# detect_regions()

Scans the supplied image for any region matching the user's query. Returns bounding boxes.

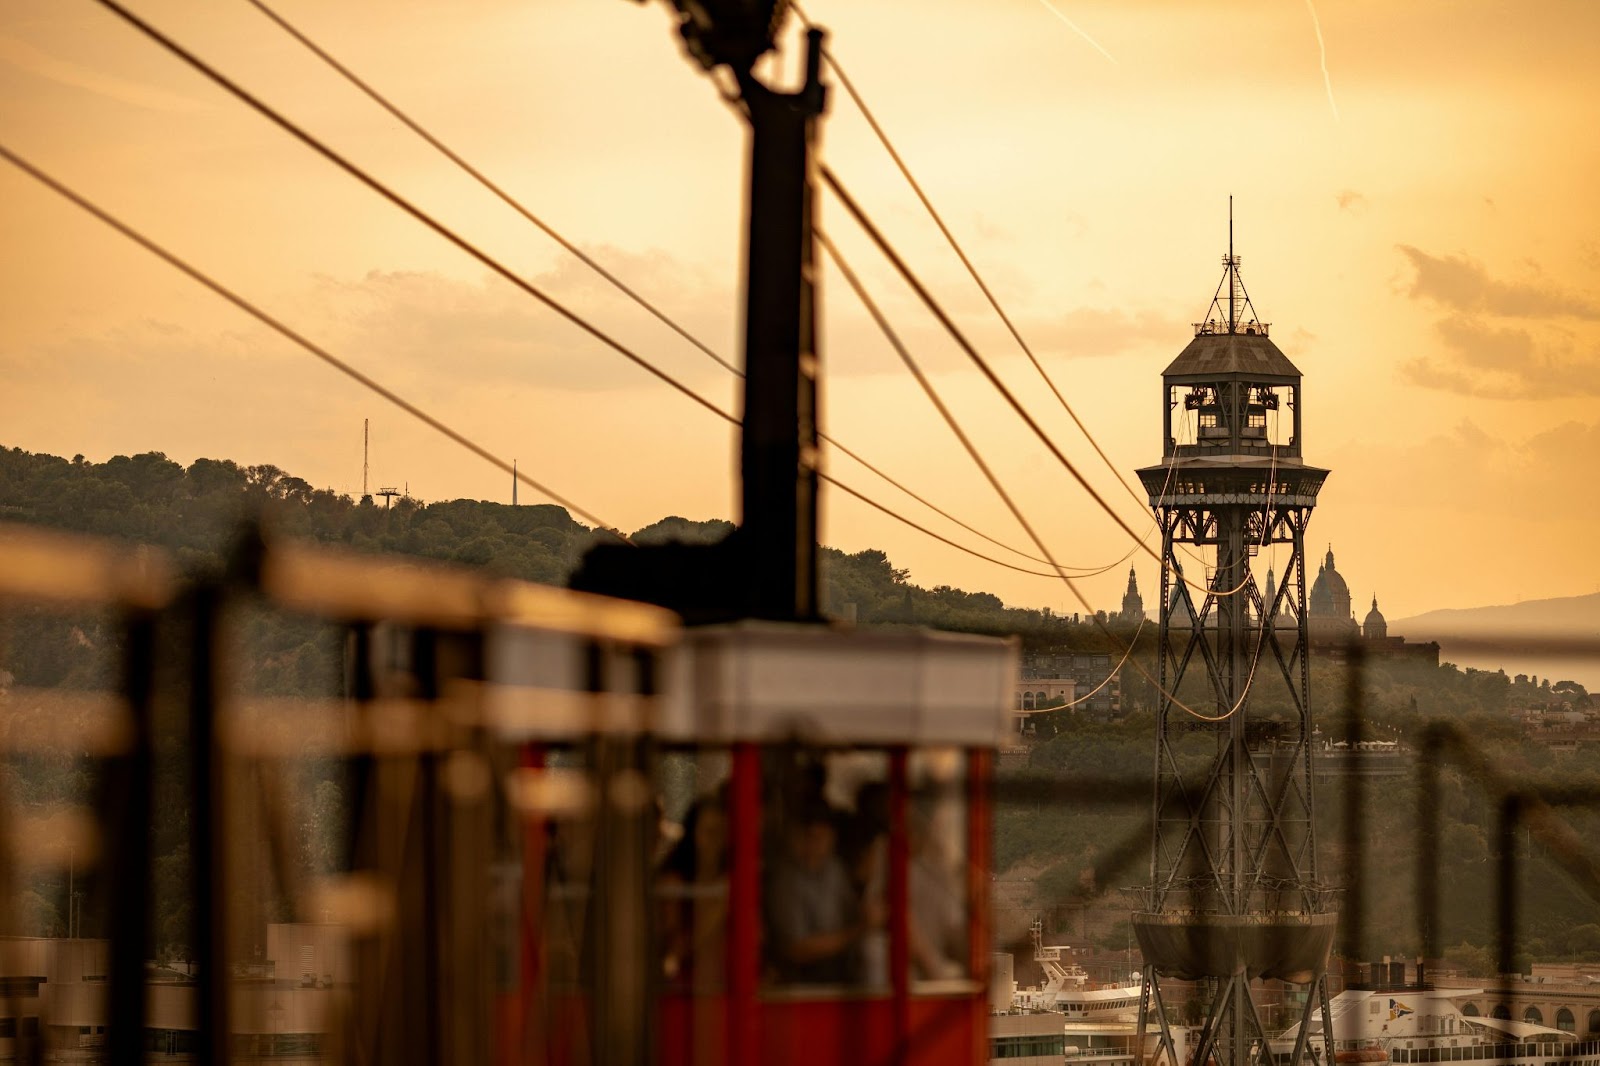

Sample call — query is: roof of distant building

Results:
[1364,597,1386,628]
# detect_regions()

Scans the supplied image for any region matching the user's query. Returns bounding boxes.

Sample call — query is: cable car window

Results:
[909,748,969,987]
[655,748,731,991]
[763,746,888,992]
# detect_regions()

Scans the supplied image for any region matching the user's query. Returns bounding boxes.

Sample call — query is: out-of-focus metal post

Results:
[1338,640,1366,964]
[737,26,827,621]
[1495,792,1523,979]
[412,626,444,1066]
[107,607,156,1066]
[590,640,657,1066]
[441,626,493,1066]
[887,749,910,1059]
[1415,722,1444,966]
[188,579,229,1066]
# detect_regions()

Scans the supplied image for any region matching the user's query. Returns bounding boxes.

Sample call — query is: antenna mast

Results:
[1228,196,1235,331]
[362,418,369,498]
[1197,199,1265,337]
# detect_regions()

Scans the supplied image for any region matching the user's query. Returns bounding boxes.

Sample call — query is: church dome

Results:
[1308,546,1351,620]
[1363,596,1387,640]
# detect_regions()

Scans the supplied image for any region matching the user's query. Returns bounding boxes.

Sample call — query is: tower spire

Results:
[1198,198,1264,336]
[1228,195,1235,330]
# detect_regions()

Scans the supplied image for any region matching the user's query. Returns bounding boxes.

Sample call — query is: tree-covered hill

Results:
[0,445,1132,648]
[3,445,1597,967]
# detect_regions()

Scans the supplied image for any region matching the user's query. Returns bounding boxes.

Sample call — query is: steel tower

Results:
[1132,221,1336,1066]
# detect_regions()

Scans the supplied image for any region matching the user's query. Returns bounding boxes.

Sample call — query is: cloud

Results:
[1397,245,1600,320]
[300,255,741,397]
[1396,246,1600,398]
[1435,316,1538,371]
[0,32,213,114]
[1024,307,1188,358]
[1402,315,1599,398]
[1335,189,1366,212]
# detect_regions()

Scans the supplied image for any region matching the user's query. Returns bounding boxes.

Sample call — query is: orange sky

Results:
[2,0,1598,623]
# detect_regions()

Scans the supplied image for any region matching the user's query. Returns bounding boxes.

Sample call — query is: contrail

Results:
[1034,0,1119,66]
[1302,0,1340,120]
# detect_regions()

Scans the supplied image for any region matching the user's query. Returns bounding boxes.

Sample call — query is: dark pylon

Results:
[1132,215,1337,1066]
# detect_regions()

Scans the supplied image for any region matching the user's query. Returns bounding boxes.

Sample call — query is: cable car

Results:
[499,618,1016,1066]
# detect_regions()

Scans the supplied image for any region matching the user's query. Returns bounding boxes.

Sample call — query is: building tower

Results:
[1121,566,1145,624]
[1132,220,1336,1066]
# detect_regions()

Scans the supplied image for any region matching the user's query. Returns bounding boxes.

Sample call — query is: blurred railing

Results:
[0,520,675,1066]
[2,519,1598,1064]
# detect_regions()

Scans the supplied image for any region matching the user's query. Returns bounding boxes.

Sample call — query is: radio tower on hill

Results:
[1132,206,1336,1066]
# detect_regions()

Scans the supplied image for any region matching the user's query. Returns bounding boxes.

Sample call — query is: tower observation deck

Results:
[1130,218,1337,1066]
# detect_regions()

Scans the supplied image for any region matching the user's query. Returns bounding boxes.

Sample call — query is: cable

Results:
[804,30,1289,716]
[821,225,1285,722]
[81,0,1126,595]
[0,142,626,538]
[793,9,1174,525]
[816,475,1059,579]
[242,0,743,380]
[240,0,1065,572]
[91,0,736,428]
[819,226,1073,584]
[797,20,1217,573]
[819,226,1180,713]
[98,0,1274,687]
[818,167,1163,563]
[822,167,1258,603]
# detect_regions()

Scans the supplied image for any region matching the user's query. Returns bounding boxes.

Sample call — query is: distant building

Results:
[1309,546,1439,666]
[1013,651,1121,720]
[1118,567,1145,625]
[1309,545,1358,642]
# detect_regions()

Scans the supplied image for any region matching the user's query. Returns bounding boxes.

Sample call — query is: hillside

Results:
[3,444,1598,967]
[0,445,1128,664]
[1394,592,1600,690]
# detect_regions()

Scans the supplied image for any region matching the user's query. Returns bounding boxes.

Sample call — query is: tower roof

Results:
[1165,202,1302,384]
[1162,331,1302,383]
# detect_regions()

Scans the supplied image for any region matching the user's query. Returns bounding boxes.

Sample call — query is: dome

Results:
[1308,546,1351,621]
[1363,596,1388,640]
[1363,597,1384,627]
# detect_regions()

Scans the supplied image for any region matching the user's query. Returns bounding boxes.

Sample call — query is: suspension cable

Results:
[0,142,627,538]
[241,0,1061,569]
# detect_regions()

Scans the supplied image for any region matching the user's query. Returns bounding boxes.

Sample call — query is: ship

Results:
[1273,987,1600,1066]
[1011,919,1144,1019]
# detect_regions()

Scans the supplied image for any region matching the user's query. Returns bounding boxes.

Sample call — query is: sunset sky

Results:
[2,0,1598,624]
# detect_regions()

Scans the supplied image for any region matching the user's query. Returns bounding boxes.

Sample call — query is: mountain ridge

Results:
[1394,592,1600,688]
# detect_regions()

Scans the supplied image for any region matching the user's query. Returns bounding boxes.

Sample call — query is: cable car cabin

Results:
[496,619,1016,1066]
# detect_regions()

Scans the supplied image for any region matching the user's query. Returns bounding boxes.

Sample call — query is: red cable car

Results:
[495,618,1016,1066]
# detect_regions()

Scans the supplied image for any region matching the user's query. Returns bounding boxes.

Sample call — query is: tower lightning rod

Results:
[513,460,518,506]
[362,418,369,497]
[1228,195,1235,332]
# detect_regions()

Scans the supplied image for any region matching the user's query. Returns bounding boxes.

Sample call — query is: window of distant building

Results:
[1524,1007,1543,1025]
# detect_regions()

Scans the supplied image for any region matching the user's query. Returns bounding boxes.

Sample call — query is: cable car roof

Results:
[659,621,1018,747]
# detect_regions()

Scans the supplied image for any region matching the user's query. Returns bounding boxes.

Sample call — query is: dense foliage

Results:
[2,446,1596,969]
